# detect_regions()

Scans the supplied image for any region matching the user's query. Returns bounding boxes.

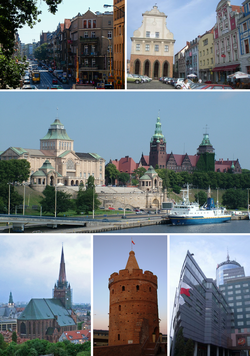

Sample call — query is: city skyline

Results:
[169,234,250,327]
[18,0,112,44]
[93,234,167,334]
[1,92,250,171]
[127,0,244,58]
[0,234,91,305]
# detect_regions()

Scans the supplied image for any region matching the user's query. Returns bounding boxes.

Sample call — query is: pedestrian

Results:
[198,78,202,83]
[181,78,191,90]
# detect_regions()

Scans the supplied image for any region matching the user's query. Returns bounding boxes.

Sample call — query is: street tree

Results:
[0,0,63,57]
[75,186,101,215]
[118,172,130,185]
[0,183,23,214]
[0,159,30,184]
[174,328,186,356]
[40,185,73,215]
[132,167,146,179]
[0,52,27,89]
[34,43,48,62]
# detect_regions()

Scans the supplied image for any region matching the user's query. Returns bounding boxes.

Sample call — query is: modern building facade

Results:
[0,117,105,190]
[171,251,233,356]
[130,5,175,79]
[237,0,250,74]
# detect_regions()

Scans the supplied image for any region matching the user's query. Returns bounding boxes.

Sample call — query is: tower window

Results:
[112,289,114,294]
[122,286,125,291]
[119,305,121,311]
[136,285,139,291]
[118,334,120,340]
[149,287,151,292]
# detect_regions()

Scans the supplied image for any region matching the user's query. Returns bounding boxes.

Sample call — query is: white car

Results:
[174,78,193,89]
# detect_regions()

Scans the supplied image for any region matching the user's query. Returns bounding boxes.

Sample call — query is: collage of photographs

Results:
[1,0,250,356]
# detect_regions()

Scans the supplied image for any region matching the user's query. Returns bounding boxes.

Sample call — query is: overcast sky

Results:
[93,234,167,334]
[169,234,250,333]
[127,0,244,58]
[18,0,111,44]
[1,91,249,170]
[0,234,91,305]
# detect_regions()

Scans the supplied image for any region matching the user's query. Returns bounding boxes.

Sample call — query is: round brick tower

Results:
[108,250,159,346]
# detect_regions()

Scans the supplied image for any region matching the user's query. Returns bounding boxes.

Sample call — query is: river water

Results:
[108,220,250,234]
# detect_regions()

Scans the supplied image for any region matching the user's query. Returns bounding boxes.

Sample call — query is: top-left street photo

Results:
[0,0,125,90]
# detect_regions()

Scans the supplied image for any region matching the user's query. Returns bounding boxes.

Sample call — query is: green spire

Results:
[9,291,14,304]
[200,133,212,146]
[151,115,166,143]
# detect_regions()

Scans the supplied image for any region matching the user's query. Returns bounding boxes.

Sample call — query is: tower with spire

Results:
[196,127,215,172]
[108,250,159,347]
[53,247,72,310]
[149,114,166,168]
[8,291,14,307]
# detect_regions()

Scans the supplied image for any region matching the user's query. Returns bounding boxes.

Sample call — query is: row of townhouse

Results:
[174,0,250,83]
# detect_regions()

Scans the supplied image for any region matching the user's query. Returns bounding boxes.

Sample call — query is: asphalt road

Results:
[34,68,72,90]
[127,79,175,90]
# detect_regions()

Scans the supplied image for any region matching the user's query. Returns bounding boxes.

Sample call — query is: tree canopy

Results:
[105,163,120,185]
[75,186,101,215]
[0,52,27,89]
[0,159,30,184]
[40,185,73,215]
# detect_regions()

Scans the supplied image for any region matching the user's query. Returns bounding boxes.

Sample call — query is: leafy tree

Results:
[222,188,247,209]
[11,332,17,343]
[0,183,23,214]
[40,185,72,215]
[0,52,27,89]
[156,168,168,189]
[173,184,181,194]
[105,164,120,185]
[33,43,48,61]
[118,172,130,185]
[0,0,62,57]
[185,339,194,356]
[0,334,6,350]
[0,160,30,184]
[86,176,95,190]
[174,327,186,356]
[131,179,139,186]
[75,186,101,215]
[132,167,146,179]
[194,191,207,206]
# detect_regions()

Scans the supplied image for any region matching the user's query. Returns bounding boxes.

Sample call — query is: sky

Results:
[18,0,112,44]
[1,91,250,170]
[0,234,91,305]
[127,0,244,58]
[93,234,167,334]
[169,234,250,334]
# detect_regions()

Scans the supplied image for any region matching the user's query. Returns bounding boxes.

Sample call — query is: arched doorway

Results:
[152,198,159,208]
[154,178,158,188]
[163,61,169,77]
[153,61,159,79]
[71,180,74,186]
[64,180,68,186]
[144,60,150,76]
[50,176,54,186]
[135,59,140,74]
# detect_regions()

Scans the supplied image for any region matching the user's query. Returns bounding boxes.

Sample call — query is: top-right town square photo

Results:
[127,0,250,90]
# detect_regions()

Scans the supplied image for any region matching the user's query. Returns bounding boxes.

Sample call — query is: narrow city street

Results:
[127,80,174,90]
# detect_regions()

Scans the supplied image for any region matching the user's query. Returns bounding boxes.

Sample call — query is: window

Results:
[243,284,249,287]
[237,308,243,312]
[243,22,247,31]
[83,20,87,28]
[136,44,140,51]
[236,302,242,306]
[155,44,159,52]
[108,31,112,39]
[119,305,121,311]
[165,45,169,52]
[228,297,233,301]
[145,44,149,51]
[237,315,243,319]
[93,20,96,28]
[136,285,139,291]
[88,20,91,28]
[84,31,88,38]
[155,32,159,38]
[92,59,96,66]
[235,285,241,288]
[122,286,125,291]
[236,296,242,300]
[146,31,150,38]
[91,32,96,38]
[84,45,88,54]
[118,334,120,340]
[244,39,249,54]
[238,322,244,326]
[236,290,241,294]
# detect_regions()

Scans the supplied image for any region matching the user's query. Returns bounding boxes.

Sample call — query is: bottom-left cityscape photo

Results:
[0,234,91,356]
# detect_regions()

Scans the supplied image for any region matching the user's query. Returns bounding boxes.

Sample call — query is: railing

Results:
[153,335,161,356]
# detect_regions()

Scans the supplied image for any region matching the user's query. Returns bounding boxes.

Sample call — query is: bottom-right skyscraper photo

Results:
[170,234,250,356]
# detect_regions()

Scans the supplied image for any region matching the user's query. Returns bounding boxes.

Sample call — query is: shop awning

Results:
[212,64,240,72]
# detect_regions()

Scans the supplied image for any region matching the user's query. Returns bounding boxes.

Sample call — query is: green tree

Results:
[11,332,17,343]
[105,164,120,185]
[222,188,247,209]
[86,176,95,190]
[132,167,146,179]
[118,172,130,185]
[40,185,72,215]
[75,186,101,215]
[0,183,23,214]
[0,160,30,184]
[174,327,186,356]
[0,334,6,350]
[194,191,207,206]
[185,339,194,356]
[33,43,48,61]
[0,52,28,89]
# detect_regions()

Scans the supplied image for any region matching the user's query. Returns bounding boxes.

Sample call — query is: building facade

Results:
[130,5,175,79]
[0,117,105,190]
[199,30,215,82]
[69,10,113,83]
[174,42,189,78]
[113,0,125,88]
[213,0,243,82]
[185,37,200,77]
[108,250,159,346]
[238,0,250,74]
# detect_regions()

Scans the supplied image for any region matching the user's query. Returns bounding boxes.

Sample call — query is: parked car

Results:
[174,78,193,89]
[21,85,38,90]
[192,84,234,90]
[108,207,115,210]
[127,73,142,84]
[52,78,58,84]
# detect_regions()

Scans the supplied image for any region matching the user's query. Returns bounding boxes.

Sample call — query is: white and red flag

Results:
[180,281,192,297]
[179,295,185,305]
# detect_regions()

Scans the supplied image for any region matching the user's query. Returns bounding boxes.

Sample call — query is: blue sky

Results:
[1,91,250,170]
[169,234,250,330]
[18,0,112,44]
[93,234,167,334]
[127,0,243,58]
[0,234,91,305]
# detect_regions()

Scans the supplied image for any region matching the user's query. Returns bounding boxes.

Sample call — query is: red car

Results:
[52,78,58,84]
[192,83,234,90]
[108,207,115,210]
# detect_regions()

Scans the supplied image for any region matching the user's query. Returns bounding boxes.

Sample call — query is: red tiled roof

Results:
[63,330,91,341]
[231,5,244,13]
[111,156,138,174]
[167,154,199,166]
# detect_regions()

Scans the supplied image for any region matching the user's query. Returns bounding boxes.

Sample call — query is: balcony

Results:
[81,52,99,56]
[79,65,99,71]
[80,36,99,43]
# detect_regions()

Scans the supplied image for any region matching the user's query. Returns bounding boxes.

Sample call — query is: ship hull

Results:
[169,215,231,226]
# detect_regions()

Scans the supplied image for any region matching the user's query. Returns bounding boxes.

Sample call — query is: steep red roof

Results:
[63,330,91,341]
[231,5,244,13]
[111,156,138,174]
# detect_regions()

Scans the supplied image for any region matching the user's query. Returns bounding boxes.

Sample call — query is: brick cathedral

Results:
[17,247,77,342]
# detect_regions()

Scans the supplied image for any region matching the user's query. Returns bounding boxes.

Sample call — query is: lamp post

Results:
[102,36,112,77]
[93,187,95,219]
[7,183,11,215]
[55,183,58,218]
[22,182,28,216]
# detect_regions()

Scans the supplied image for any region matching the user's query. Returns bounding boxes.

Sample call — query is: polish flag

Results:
[132,240,135,245]
[180,281,192,297]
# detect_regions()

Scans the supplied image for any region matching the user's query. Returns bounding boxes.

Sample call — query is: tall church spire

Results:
[59,246,66,284]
